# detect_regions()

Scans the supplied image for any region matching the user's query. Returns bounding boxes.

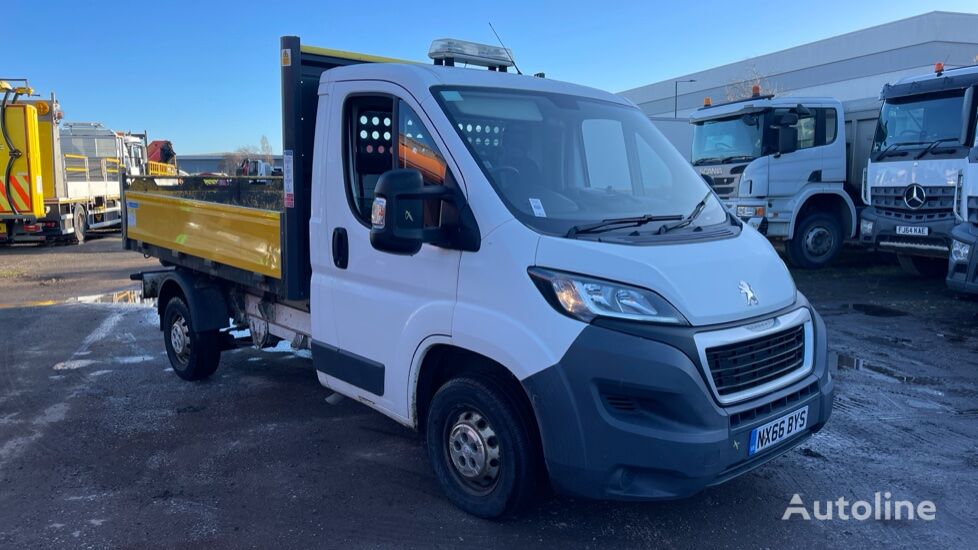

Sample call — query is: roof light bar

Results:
[428,39,515,69]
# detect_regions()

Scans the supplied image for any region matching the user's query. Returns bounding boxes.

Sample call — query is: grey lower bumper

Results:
[522,305,833,501]
[947,223,978,294]
[859,207,954,258]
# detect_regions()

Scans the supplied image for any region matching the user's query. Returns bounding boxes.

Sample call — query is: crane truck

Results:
[688,88,880,268]
[125,37,832,517]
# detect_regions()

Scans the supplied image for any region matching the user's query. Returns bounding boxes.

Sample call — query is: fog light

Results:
[951,240,972,263]
[860,219,874,237]
[736,206,765,218]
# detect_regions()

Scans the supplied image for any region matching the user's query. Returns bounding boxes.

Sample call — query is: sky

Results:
[7,1,977,154]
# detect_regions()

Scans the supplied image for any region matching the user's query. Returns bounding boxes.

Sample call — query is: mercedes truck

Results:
[860,63,978,277]
[124,37,833,517]
[689,88,879,268]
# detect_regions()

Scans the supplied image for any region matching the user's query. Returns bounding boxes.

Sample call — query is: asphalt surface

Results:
[1,237,977,548]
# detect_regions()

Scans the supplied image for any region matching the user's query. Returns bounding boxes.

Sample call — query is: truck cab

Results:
[860,63,978,277]
[690,93,858,269]
[126,37,833,517]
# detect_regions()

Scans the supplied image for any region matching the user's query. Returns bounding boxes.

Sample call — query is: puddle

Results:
[832,352,942,386]
[69,290,154,307]
[847,303,908,318]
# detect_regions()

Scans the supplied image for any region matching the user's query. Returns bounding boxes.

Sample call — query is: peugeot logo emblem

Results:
[738,281,758,306]
[904,184,926,210]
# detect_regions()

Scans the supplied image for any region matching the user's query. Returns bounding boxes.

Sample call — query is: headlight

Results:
[951,240,972,263]
[736,206,765,218]
[860,219,874,237]
[528,267,688,325]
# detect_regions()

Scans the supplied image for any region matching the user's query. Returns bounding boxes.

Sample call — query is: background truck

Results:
[125,36,831,518]
[1,81,145,244]
[689,89,880,268]
[944,68,978,293]
[860,63,978,277]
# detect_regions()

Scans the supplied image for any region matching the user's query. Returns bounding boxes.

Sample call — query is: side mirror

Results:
[778,126,798,155]
[369,169,480,255]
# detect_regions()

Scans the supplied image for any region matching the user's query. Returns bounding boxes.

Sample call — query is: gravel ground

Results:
[0,238,976,548]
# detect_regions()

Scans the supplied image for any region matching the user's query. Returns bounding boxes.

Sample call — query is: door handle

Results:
[332,227,349,269]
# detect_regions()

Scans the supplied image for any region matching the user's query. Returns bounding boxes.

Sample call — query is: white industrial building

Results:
[620,11,978,118]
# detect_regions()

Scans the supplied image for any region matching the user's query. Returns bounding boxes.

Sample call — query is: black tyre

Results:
[163,297,221,381]
[425,376,541,518]
[73,207,87,244]
[786,212,843,269]
[896,254,947,278]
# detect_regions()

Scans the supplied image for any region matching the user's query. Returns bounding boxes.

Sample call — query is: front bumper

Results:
[859,207,955,258]
[523,304,833,501]
[947,223,978,294]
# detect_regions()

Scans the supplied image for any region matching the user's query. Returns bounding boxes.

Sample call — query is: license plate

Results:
[749,406,809,456]
[0,222,6,233]
[896,225,929,236]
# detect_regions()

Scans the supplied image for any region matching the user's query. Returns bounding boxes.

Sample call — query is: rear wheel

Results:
[896,254,947,278]
[73,206,87,244]
[163,297,221,380]
[425,376,540,518]
[785,212,843,269]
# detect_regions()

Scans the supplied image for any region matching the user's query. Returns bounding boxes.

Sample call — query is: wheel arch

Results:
[156,270,230,333]
[789,189,857,239]
[411,343,539,443]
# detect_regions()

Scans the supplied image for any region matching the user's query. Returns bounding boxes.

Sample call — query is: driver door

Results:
[317,81,462,420]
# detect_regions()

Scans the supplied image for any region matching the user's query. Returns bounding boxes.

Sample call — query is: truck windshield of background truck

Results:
[691,114,763,166]
[435,87,728,238]
[873,91,965,154]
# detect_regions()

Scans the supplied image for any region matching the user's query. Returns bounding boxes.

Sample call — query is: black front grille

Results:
[710,176,737,198]
[871,185,955,221]
[706,325,806,398]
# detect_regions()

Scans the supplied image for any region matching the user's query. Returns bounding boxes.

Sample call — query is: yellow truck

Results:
[0,79,151,244]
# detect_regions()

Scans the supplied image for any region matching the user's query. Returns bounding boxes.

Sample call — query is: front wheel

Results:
[163,297,221,380]
[785,212,843,269]
[896,254,947,278]
[425,376,541,518]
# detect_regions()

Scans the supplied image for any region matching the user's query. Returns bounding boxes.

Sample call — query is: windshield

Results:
[692,114,763,165]
[434,87,727,236]
[873,91,964,151]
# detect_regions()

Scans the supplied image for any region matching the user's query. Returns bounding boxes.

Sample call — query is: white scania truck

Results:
[689,89,879,268]
[860,63,978,277]
[124,37,833,517]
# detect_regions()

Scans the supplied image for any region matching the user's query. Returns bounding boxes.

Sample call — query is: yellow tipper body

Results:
[125,191,282,278]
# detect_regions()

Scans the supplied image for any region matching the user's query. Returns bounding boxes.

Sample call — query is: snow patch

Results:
[53,359,95,371]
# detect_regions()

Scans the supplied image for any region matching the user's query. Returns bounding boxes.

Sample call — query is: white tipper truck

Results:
[689,88,880,268]
[125,37,833,517]
[860,63,978,277]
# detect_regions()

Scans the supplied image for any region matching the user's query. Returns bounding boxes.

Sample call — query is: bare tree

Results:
[724,65,779,101]
[259,135,273,165]
[222,145,261,175]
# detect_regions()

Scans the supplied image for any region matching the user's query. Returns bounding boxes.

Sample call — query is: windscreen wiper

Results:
[691,158,721,166]
[915,138,958,159]
[719,155,754,163]
[566,214,683,237]
[658,191,713,234]
[874,141,926,161]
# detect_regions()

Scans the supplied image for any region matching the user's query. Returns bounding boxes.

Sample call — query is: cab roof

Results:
[320,62,633,107]
[689,96,842,123]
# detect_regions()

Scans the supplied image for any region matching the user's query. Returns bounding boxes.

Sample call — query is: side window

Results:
[582,119,630,190]
[796,113,816,149]
[398,101,448,186]
[823,108,838,144]
[397,100,457,227]
[345,96,394,222]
